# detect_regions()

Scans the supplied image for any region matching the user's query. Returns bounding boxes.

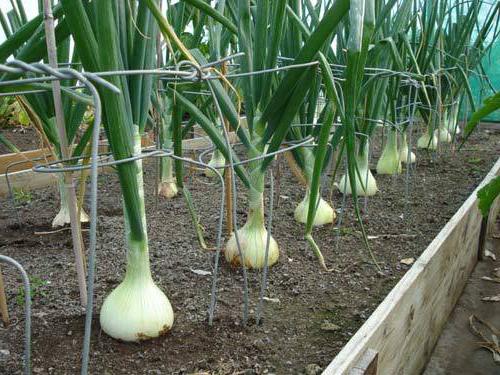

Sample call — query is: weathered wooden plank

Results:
[0,265,9,326]
[0,141,114,175]
[0,169,57,197]
[487,194,500,236]
[324,157,500,375]
[478,121,500,132]
[0,133,239,197]
[181,132,238,151]
[0,149,53,174]
[349,349,378,375]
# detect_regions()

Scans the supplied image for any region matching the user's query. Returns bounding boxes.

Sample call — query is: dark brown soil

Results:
[0,131,499,375]
[0,126,41,154]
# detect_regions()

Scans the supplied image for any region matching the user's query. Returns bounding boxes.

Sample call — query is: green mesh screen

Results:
[467,41,500,122]
[463,5,500,123]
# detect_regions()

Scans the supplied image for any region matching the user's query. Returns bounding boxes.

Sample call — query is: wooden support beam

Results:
[283,151,307,186]
[0,149,53,174]
[0,265,9,326]
[0,133,239,197]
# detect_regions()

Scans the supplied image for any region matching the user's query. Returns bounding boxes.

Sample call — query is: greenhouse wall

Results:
[463,6,500,123]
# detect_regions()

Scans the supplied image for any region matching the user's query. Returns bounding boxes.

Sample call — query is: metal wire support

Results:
[0,60,118,95]
[0,255,31,375]
[206,76,251,324]
[0,51,443,373]
[256,168,275,325]
[404,84,420,227]
[0,59,119,375]
[1,60,118,374]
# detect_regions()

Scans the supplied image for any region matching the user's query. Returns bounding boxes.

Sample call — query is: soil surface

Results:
[0,130,499,374]
[0,126,41,154]
[424,218,500,375]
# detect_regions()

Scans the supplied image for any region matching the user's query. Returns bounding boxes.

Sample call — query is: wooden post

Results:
[275,153,282,208]
[222,62,233,235]
[0,265,9,326]
[284,151,308,186]
[42,0,87,306]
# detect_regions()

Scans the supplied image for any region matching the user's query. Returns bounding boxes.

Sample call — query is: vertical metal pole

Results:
[42,0,87,306]
[154,21,163,207]
[222,62,234,235]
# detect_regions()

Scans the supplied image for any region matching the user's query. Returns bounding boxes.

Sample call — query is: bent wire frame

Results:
[0,55,434,375]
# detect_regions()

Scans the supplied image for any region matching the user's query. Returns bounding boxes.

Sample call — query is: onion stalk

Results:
[417,130,438,150]
[446,101,461,135]
[100,127,174,341]
[158,123,178,199]
[294,189,335,226]
[158,156,178,199]
[157,97,177,199]
[62,0,178,341]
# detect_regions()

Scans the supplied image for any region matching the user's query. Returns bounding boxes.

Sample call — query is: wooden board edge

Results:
[0,133,239,197]
[348,349,378,375]
[323,156,500,375]
[0,169,57,197]
[0,148,52,174]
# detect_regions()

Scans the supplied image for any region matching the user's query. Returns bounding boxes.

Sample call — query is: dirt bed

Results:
[0,131,499,374]
[0,126,41,154]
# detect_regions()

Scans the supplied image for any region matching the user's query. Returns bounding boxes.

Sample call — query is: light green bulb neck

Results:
[124,242,153,282]
[356,141,370,169]
[386,130,398,152]
[247,188,265,228]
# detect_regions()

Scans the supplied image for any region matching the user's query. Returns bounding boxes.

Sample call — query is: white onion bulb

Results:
[294,190,335,226]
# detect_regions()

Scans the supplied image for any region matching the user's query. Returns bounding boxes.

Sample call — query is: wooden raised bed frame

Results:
[2,133,499,372]
[0,133,238,197]
[324,156,500,374]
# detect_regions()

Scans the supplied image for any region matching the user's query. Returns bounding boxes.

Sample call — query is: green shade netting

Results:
[462,4,500,123]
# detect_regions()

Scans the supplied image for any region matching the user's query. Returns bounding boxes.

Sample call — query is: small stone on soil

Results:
[321,321,340,331]
[304,363,322,375]
[0,349,10,360]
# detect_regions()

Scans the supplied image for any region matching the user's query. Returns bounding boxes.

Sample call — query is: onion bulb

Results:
[158,157,178,198]
[446,102,461,135]
[435,127,451,143]
[399,132,416,164]
[100,245,174,341]
[294,190,335,226]
[376,130,402,175]
[338,141,378,196]
[225,188,279,269]
[52,176,89,228]
[205,149,226,178]
[100,126,174,342]
[417,131,438,150]
[158,181,178,199]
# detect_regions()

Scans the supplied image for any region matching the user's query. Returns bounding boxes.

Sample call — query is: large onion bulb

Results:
[294,190,335,226]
